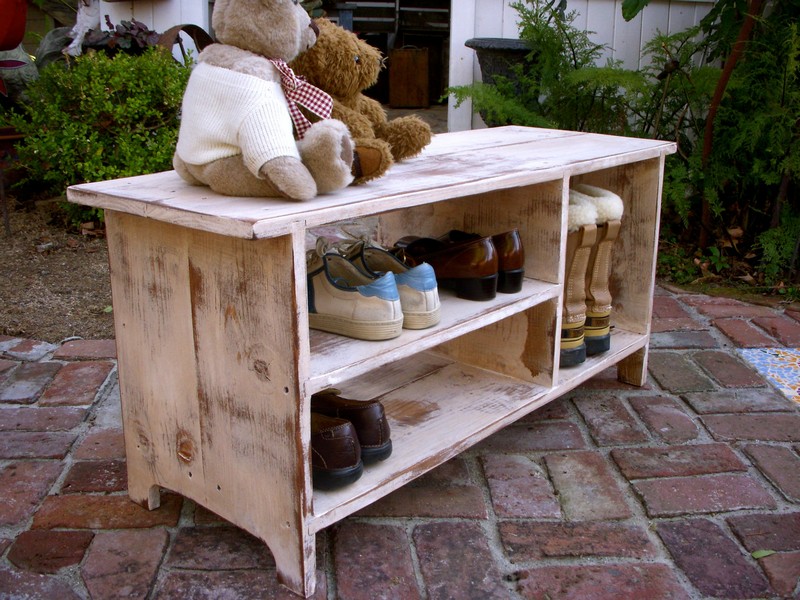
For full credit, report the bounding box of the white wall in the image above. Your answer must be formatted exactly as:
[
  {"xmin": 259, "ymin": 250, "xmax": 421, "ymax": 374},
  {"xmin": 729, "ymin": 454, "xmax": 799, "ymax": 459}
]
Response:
[{"xmin": 448, "ymin": 0, "xmax": 715, "ymax": 131}]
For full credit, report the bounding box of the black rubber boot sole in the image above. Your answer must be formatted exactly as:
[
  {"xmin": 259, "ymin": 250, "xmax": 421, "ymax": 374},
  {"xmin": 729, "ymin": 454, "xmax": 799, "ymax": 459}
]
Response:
[{"xmin": 560, "ymin": 344, "xmax": 586, "ymax": 367}]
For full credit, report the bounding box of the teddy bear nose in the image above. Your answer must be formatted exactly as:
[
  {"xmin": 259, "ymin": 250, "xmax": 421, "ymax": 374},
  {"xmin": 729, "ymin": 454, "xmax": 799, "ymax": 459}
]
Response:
[{"xmin": 309, "ymin": 20, "xmax": 319, "ymax": 38}]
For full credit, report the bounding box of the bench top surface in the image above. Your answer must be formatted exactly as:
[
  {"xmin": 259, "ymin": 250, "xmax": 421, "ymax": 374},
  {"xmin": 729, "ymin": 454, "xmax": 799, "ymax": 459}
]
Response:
[{"xmin": 67, "ymin": 126, "xmax": 676, "ymax": 239}]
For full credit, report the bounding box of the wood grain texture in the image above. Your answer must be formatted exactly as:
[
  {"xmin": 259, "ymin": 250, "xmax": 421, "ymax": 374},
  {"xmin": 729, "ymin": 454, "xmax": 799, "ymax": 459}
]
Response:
[{"xmin": 74, "ymin": 126, "xmax": 675, "ymax": 598}]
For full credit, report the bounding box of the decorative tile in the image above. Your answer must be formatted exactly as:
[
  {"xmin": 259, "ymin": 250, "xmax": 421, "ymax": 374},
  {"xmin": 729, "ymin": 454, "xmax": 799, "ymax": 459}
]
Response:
[{"xmin": 738, "ymin": 348, "xmax": 800, "ymax": 404}]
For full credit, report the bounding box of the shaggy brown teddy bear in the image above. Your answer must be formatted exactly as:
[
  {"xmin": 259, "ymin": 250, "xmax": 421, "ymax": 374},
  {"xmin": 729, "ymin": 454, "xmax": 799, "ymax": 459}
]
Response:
[
  {"xmin": 172, "ymin": 0, "xmax": 354, "ymax": 200},
  {"xmin": 291, "ymin": 18, "xmax": 432, "ymax": 184}
]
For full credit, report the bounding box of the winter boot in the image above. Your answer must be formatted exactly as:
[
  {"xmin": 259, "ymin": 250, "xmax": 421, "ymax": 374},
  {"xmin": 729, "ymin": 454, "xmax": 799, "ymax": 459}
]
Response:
[
  {"xmin": 571, "ymin": 184, "xmax": 624, "ymax": 356},
  {"xmin": 561, "ymin": 193, "xmax": 598, "ymax": 367}
]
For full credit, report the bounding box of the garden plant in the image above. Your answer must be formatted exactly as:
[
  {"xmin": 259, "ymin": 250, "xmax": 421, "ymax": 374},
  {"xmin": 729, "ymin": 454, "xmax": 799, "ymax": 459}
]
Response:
[{"xmin": 449, "ymin": 0, "xmax": 800, "ymax": 298}]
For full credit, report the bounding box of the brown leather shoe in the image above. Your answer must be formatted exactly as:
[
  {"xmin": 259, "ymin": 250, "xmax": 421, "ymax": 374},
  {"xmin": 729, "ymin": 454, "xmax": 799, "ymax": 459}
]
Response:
[
  {"xmin": 393, "ymin": 236, "xmax": 498, "ymax": 301},
  {"xmin": 311, "ymin": 412, "xmax": 363, "ymax": 490},
  {"xmin": 438, "ymin": 229, "xmax": 525, "ymax": 293},
  {"xmin": 311, "ymin": 389, "xmax": 392, "ymax": 464}
]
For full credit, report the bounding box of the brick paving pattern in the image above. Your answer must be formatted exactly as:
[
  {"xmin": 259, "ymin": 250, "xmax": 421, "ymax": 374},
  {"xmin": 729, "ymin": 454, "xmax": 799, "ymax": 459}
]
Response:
[{"xmin": 0, "ymin": 285, "xmax": 799, "ymax": 599}]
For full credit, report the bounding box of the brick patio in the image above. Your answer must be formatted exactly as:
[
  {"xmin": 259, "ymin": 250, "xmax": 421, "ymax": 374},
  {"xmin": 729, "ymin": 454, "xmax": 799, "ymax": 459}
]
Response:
[{"xmin": 1, "ymin": 285, "xmax": 799, "ymax": 599}]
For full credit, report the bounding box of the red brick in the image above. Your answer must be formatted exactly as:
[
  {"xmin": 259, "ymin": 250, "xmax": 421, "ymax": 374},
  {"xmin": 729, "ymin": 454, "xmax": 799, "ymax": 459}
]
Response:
[
  {"xmin": 752, "ymin": 314, "xmax": 800, "ymax": 346},
  {"xmin": 165, "ymin": 526, "xmax": 274, "ymax": 569},
  {"xmin": 743, "ymin": 444, "xmax": 800, "ymax": 502},
  {"xmin": 612, "ymin": 443, "xmax": 747, "ymax": 479},
  {"xmin": 515, "ymin": 563, "xmax": 690, "ymax": 600},
  {"xmin": 0, "ymin": 461, "xmax": 62, "ymax": 526},
  {"xmin": 683, "ymin": 388, "xmax": 794, "ymax": 413},
  {"xmin": 518, "ymin": 396, "xmax": 571, "ymax": 421},
  {"xmin": 657, "ymin": 518, "xmax": 772, "ymax": 598},
  {"xmin": 61, "ymin": 460, "xmax": 127, "ymax": 494},
  {"xmin": 155, "ymin": 570, "xmax": 327, "ymax": 599},
  {"xmin": 693, "ymin": 350, "xmax": 765, "ymax": 387},
  {"xmin": 0, "ymin": 431, "xmax": 78, "ymax": 459},
  {"xmin": 681, "ymin": 296, "xmax": 775, "ymax": 318},
  {"xmin": 573, "ymin": 396, "xmax": 649, "ymax": 446},
  {"xmin": 39, "ymin": 361, "xmax": 114, "ymax": 406},
  {"xmin": 652, "ymin": 295, "xmax": 691, "ymax": 318},
  {"xmin": 0, "ymin": 565, "xmax": 82, "ymax": 599},
  {"xmin": 475, "ymin": 421, "xmax": 585, "ymax": 452},
  {"xmin": 628, "ymin": 395, "xmax": 699, "ymax": 443},
  {"xmin": 413, "ymin": 521, "xmax": 508, "ymax": 599},
  {"xmin": 544, "ymin": 451, "xmax": 631, "ymax": 520},
  {"xmin": 333, "ymin": 522, "xmax": 420, "ymax": 600},
  {"xmin": 650, "ymin": 317, "xmax": 706, "ymax": 333},
  {"xmin": 0, "ymin": 406, "xmax": 87, "ymax": 431},
  {"xmin": 649, "ymin": 330, "xmax": 718, "ymax": 349},
  {"xmin": 727, "ymin": 512, "xmax": 800, "ymax": 552},
  {"xmin": 193, "ymin": 504, "xmax": 228, "ymax": 525},
  {"xmin": 72, "ymin": 427, "xmax": 126, "ymax": 460},
  {"xmin": 713, "ymin": 318, "xmax": 777, "ymax": 347},
  {"xmin": 702, "ymin": 413, "xmax": 800, "ymax": 442},
  {"xmin": 8, "ymin": 530, "xmax": 94, "ymax": 573},
  {"xmin": 481, "ymin": 454, "xmax": 560, "ymax": 518},
  {"xmin": 82, "ymin": 529, "xmax": 168, "ymax": 599},
  {"xmin": 634, "ymin": 473, "xmax": 776, "ymax": 517},
  {"xmin": 647, "ymin": 352, "xmax": 715, "ymax": 393},
  {"xmin": 579, "ymin": 366, "xmax": 652, "ymax": 390},
  {"xmin": 356, "ymin": 482, "xmax": 487, "ymax": 519},
  {"xmin": 33, "ymin": 493, "xmax": 182, "ymax": 529},
  {"xmin": 52, "ymin": 339, "xmax": 117, "ymax": 360},
  {"xmin": 760, "ymin": 550, "xmax": 800, "ymax": 597},
  {"xmin": 0, "ymin": 362, "xmax": 62, "ymax": 404},
  {"xmin": 0, "ymin": 358, "xmax": 17, "ymax": 375},
  {"xmin": 5, "ymin": 339, "xmax": 58, "ymax": 361},
  {"xmin": 499, "ymin": 521, "xmax": 656, "ymax": 560}
]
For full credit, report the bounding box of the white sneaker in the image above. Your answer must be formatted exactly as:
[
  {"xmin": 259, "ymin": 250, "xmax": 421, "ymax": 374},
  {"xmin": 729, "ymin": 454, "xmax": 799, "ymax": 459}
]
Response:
[
  {"xmin": 340, "ymin": 240, "xmax": 441, "ymax": 329},
  {"xmin": 307, "ymin": 250, "xmax": 403, "ymax": 341}
]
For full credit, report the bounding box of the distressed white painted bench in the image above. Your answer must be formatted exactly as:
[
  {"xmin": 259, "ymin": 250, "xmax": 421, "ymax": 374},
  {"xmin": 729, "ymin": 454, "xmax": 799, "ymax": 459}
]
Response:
[{"xmin": 67, "ymin": 126, "xmax": 676, "ymax": 597}]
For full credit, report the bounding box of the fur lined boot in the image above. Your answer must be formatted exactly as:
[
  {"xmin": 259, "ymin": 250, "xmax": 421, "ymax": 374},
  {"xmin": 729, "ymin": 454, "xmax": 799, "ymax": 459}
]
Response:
[
  {"xmin": 570, "ymin": 184, "xmax": 624, "ymax": 356},
  {"xmin": 561, "ymin": 192, "xmax": 598, "ymax": 367}
]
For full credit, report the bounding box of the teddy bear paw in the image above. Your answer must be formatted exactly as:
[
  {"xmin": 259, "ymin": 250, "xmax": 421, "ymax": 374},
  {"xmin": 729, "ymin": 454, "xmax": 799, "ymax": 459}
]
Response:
[
  {"xmin": 298, "ymin": 119, "xmax": 355, "ymax": 194},
  {"xmin": 378, "ymin": 115, "xmax": 433, "ymax": 162},
  {"xmin": 352, "ymin": 140, "xmax": 394, "ymax": 184}
]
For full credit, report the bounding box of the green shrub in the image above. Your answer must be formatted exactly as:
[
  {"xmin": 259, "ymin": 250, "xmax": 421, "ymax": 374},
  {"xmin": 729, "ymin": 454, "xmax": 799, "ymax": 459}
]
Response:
[{"xmin": 9, "ymin": 47, "xmax": 190, "ymax": 222}]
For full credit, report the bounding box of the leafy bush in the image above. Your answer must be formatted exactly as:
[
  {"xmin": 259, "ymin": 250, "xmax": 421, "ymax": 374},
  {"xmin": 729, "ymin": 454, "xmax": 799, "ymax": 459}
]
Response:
[
  {"xmin": 450, "ymin": 0, "xmax": 800, "ymax": 289},
  {"xmin": 8, "ymin": 47, "xmax": 190, "ymax": 222}
]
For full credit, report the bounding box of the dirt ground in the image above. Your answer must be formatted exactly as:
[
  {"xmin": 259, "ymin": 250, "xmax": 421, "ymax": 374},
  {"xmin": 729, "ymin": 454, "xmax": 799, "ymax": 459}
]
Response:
[{"xmin": 0, "ymin": 198, "xmax": 115, "ymax": 343}]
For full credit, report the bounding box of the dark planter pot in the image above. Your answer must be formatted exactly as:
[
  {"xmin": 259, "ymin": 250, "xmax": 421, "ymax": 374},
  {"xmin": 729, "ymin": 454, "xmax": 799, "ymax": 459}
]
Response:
[
  {"xmin": 0, "ymin": 0, "xmax": 28, "ymax": 51},
  {"xmin": 464, "ymin": 38, "xmax": 537, "ymax": 126},
  {"xmin": 464, "ymin": 38, "xmax": 534, "ymax": 87}
]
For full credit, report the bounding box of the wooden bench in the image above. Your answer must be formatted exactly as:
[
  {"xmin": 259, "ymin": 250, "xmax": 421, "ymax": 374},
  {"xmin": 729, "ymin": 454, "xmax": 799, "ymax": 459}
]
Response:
[{"xmin": 67, "ymin": 126, "xmax": 676, "ymax": 597}]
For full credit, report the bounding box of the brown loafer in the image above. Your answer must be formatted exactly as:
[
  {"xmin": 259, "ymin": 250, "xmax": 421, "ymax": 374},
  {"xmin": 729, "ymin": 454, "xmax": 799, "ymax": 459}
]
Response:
[
  {"xmin": 393, "ymin": 236, "xmax": 498, "ymax": 301},
  {"xmin": 438, "ymin": 229, "xmax": 525, "ymax": 293},
  {"xmin": 311, "ymin": 412, "xmax": 363, "ymax": 490},
  {"xmin": 311, "ymin": 389, "xmax": 392, "ymax": 464}
]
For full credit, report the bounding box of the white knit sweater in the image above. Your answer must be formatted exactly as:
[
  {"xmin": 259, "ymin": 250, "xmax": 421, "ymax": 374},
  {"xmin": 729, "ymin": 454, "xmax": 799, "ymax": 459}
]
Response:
[{"xmin": 175, "ymin": 62, "xmax": 300, "ymax": 177}]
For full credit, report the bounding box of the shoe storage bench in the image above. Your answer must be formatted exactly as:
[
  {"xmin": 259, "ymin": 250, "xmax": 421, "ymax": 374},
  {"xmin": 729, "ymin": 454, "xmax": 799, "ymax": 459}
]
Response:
[{"xmin": 68, "ymin": 126, "xmax": 676, "ymax": 597}]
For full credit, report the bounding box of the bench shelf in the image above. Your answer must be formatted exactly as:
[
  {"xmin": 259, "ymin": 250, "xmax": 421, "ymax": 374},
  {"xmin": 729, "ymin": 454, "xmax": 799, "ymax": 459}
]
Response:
[{"xmin": 68, "ymin": 126, "xmax": 675, "ymax": 597}]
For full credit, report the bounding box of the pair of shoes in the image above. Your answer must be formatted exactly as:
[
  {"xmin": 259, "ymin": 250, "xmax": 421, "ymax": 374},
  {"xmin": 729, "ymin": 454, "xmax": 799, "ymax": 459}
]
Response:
[
  {"xmin": 310, "ymin": 389, "xmax": 392, "ymax": 490},
  {"xmin": 336, "ymin": 239, "xmax": 441, "ymax": 330},
  {"xmin": 306, "ymin": 238, "xmax": 441, "ymax": 340},
  {"xmin": 393, "ymin": 229, "xmax": 524, "ymax": 301},
  {"xmin": 561, "ymin": 184, "xmax": 624, "ymax": 366}
]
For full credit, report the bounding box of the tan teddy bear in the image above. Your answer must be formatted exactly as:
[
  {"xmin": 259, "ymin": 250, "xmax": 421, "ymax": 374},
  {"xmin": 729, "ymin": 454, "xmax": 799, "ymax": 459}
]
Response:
[
  {"xmin": 291, "ymin": 18, "xmax": 433, "ymax": 184},
  {"xmin": 172, "ymin": 0, "xmax": 354, "ymax": 200}
]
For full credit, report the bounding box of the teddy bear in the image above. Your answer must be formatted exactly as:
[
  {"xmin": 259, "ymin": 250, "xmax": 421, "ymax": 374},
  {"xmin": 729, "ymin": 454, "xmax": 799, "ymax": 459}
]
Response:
[
  {"xmin": 290, "ymin": 18, "xmax": 433, "ymax": 184},
  {"xmin": 172, "ymin": 0, "xmax": 354, "ymax": 201}
]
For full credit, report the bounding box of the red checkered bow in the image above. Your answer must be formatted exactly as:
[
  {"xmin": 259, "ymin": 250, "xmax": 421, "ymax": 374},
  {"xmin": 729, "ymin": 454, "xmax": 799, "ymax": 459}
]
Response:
[{"xmin": 269, "ymin": 59, "xmax": 333, "ymax": 139}]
